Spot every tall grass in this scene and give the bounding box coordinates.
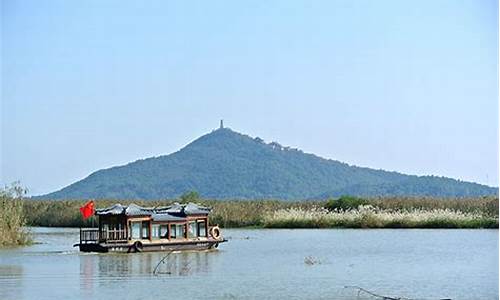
[368,196,499,217]
[263,205,498,229]
[0,185,31,246]
[23,196,498,229]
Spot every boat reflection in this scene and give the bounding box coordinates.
[80,250,216,282]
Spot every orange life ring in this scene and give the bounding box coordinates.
[210,226,221,239]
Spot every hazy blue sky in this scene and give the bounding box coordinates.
[1,0,498,195]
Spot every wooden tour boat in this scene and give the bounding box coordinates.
[75,202,226,253]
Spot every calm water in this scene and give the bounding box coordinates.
[0,228,497,300]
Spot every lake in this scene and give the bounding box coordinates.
[0,228,497,300]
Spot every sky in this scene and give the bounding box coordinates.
[1,0,498,195]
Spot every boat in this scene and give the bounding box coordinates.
[75,202,226,253]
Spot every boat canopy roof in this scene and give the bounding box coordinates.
[96,202,211,219]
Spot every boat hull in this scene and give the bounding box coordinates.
[77,239,226,253]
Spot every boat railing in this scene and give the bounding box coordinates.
[80,228,99,244]
[100,229,128,243]
[80,228,128,244]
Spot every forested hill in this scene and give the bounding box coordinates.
[38,127,497,200]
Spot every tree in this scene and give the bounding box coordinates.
[180,191,200,203]
[325,195,368,211]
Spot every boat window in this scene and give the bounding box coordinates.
[188,222,197,238]
[152,224,160,239]
[131,222,141,239]
[198,221,207,237]
[141,221,150,239]
[171,224,184,239]
[160,225,169,239]
[170,225,176,239]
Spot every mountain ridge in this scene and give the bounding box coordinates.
[37,127,498,200]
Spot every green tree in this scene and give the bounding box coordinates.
[180,191,200,203]
[325,195,368,211]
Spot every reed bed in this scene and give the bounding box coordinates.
[263,205,498,229]
[22,196,498,229]
[368,196,499,217]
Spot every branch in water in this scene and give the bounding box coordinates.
[344,286,404,300]
[343,286,452,300]
[153,247,181,275]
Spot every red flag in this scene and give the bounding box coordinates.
[80,200,95,220]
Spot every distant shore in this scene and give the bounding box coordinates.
[22,196,498,229]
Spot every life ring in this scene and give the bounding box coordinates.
[133,241,143,252]
[209,226,221,240]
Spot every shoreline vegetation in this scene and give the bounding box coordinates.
[0,184,32,247]
[22,194,498,229]
[1,186,497,247]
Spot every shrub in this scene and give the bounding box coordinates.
[325,195,369,211]
[0,183,32,247]
[180,191,200,203]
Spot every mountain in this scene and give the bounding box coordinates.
[38,127,498,200]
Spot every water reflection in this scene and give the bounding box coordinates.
[80,255,95,298]
[157,251,212,276]
[79,250,214,282]
[0,265,24,276]
[0,265,24,300]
